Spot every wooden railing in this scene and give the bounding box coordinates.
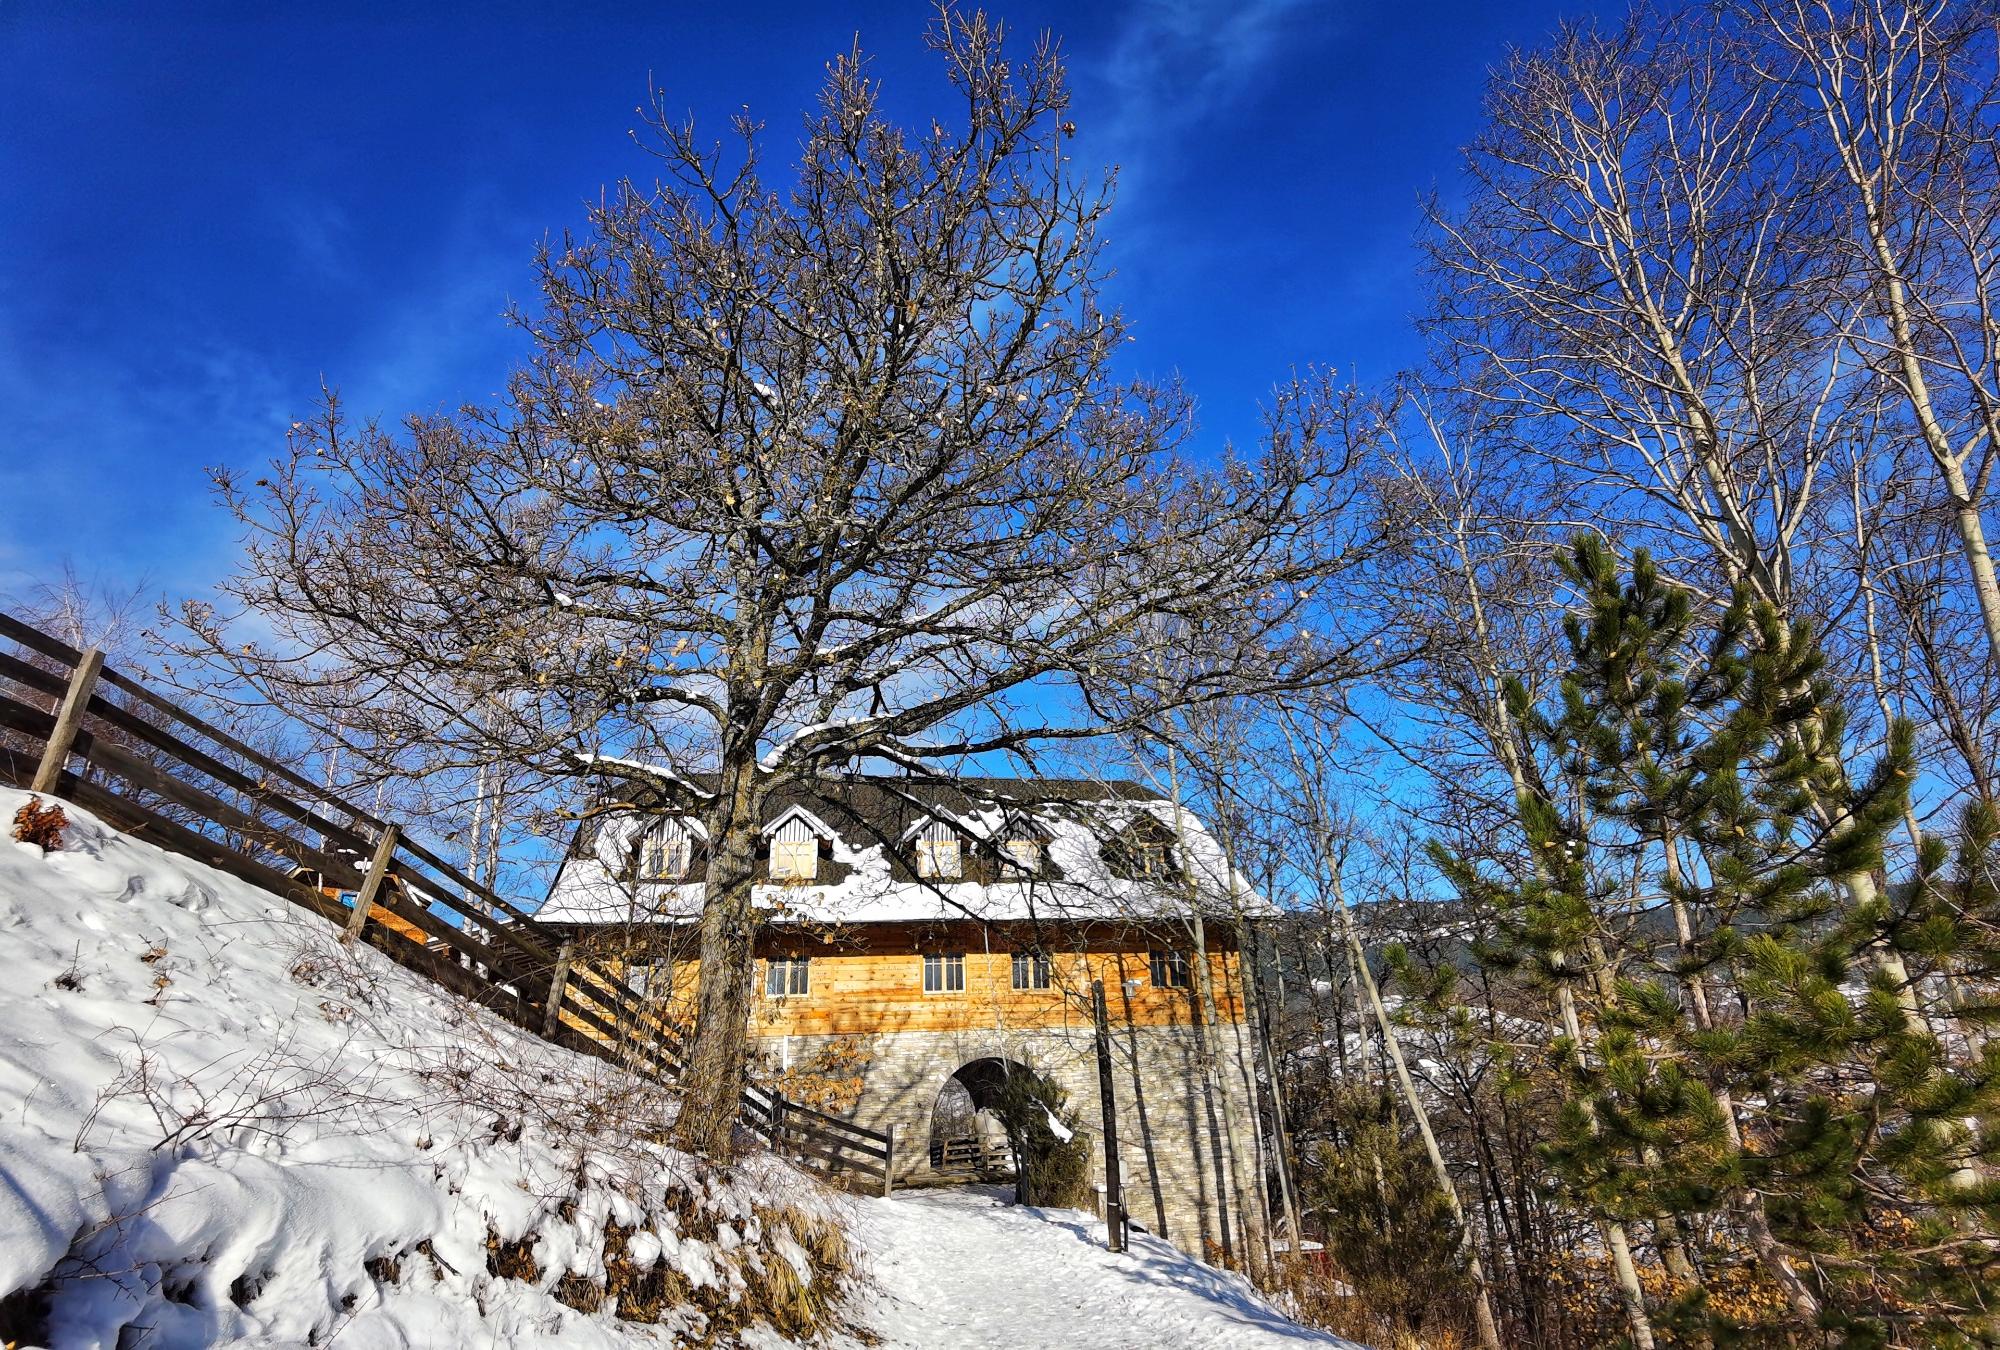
[0,611,896,1194]
[930,1135,1014,1176]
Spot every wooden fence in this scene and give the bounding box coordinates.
[929,1134,1014,1178]
[0,611,896,1194]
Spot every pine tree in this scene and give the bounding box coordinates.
[1436,537,2000,1343]
[1301,1081,1473,1344]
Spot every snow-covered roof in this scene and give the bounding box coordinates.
[536,774,1272,928]
[760,803,837,840]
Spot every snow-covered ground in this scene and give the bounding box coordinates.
[0,787,847,1349]
[0,787,1356,1348]
[847,1187,1361,1349]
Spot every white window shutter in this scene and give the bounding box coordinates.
[771,837,817,881]
[916,837,961,878]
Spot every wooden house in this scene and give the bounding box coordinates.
[538,773,1272,1263]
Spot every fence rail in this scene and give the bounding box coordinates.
[0,612,895,1192]
[929,1135,1014,1177]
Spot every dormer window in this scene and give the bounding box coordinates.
[915,818,962,879]
[639,817,696,881]
[763,806,835,883]
[1001,838,1041,874]
[772,836,820,888]
[1106,817,1180,883]
[996,810,1048,877]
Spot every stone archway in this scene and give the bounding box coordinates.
[927,1056,1034,1179]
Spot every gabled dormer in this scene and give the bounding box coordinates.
[993,810,1052,878]
[762,804,838,882]
[902,814,967,880]
[634,814,706,882]
[1102,813,1182,884]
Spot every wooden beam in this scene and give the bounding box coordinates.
[344,823,401,942]
[30,646,104,795]
[881,1123,898,1198]
[542,940,574,1037]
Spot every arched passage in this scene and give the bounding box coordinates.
[928,1056,1037,1178]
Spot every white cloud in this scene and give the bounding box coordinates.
[1089,0,1330,204]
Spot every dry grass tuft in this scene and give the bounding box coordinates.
[484,1228,541,1284]
[483,1174,858,1342]
[11,796,67,850]
[746,1205,854,1339]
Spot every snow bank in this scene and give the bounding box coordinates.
[0,788,852,1349]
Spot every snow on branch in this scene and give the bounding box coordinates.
[567,751,717,803]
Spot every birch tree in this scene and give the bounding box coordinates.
[1755,0,2000,672]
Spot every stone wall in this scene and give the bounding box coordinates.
[755,1013,1268,1263]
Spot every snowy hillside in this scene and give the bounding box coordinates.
[0,788,1356,1349]
[0,787,851,1349]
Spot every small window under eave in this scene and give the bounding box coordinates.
[914,817,963,879]
[764,805,836,883]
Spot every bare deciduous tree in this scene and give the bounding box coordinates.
[180,13,1368,1154]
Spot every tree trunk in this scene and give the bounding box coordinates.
[1848,159,2000,673]
[1484,687,1660,1350]
[1187,908,1249,1272]
[1243,918,1304,1248]
[673,762,763,1157]
[1659,835,1823,1322]
[1161,745,1257,1275]
[1327,864,1506,1350]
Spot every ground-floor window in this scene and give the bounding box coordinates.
[765,956,810,997]
[1149,948,1191,988]
[1010,949,1051,990]
[923,951,966,993]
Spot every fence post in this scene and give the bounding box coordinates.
[30,646,105,795]
[541,940,574,1037]
[771,1095,788,1154]
[344,823,401,942]
[881,1123,898,1198]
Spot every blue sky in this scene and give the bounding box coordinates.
[0,0,1606,605]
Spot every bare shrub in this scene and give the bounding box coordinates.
[72,1018,397,1156]
[757,1036,872,1115]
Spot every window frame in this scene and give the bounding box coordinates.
[765,955,811,998]
[769,836,819,882]
[1149,948,1191,989]
[1010,949,1052,991]
[922,951,967,994]
[640,819,694,881]
[1000,836,1041,876]
[1129,841,1174,880]
[915,835,963,880]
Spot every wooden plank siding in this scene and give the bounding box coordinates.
[575,920,1247,1039]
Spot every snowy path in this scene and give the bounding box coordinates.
[845,1187,1363,1349]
